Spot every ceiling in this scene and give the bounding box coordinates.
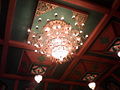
[0,0,120,90]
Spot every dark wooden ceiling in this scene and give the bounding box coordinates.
[0,0,120,90]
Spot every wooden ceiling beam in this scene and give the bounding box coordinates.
[8,40,37,51]
[0,0,16,73]
[63,0,109,13]
[26,51,53,65]
[0,73,87,86]
[0,74,33,81]
[43,79,87,86]
[81,55,117,64]
[87,50,117,58]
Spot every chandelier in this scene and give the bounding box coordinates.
[28,20,81,63]
[27,1,88,63]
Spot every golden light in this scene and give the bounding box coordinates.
[88,82,96,90]
[34,75,43,83]
[117,51,120,57]
[28,20,82,63]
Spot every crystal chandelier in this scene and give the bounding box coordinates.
[28,20,81,63]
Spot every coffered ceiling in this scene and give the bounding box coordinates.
[0,0,120,90]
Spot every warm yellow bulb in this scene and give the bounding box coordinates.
[88,82,96,90]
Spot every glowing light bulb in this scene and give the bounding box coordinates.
[34,50,38,52]
[52,46,69,61]
[38,18,42,21]
[117,51,120,57]
[53,25,57,29]
[47,19,50,22]
[61,17,64,20]
[72,15,75,19]
[75,22,78,25]
[65,31,68,34]
[80,42,83,45]
[85,35,89,38]
[56,32,59,35]
[47,54,50,57]
[54,13,58,16]
[27,29,31,32]
[34,75,43,83]
[44,27,50,32]
[69,26,72,30]
[32,35,35,38]
[47,33,50,36]
[58,25,61,29]
[36,26,39,29]
[77,37,81,41]
[88,82,96,90]
[76,46,79,49]
[34,44,39,48]
[75,32,79,36]
[81,23,85,26]
[80,31,83,33]
[27,41,31,44]
[40,51,44,54]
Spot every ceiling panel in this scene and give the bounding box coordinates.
[6,47,23,74]
[11,0,37,42]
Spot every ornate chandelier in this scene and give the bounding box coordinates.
[28,20,81,63]
[27,1,88,63]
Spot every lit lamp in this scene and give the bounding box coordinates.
[117,51,120,57]
[88,82,96,90]
[28,20,84,63]
[34,75,43,83]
